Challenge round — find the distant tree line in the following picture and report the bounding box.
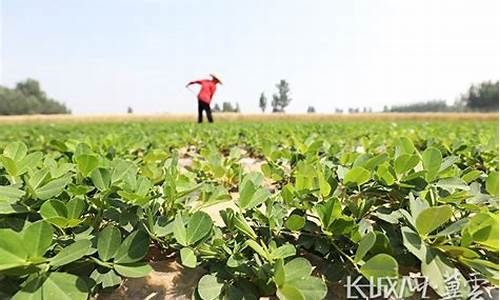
[383,100,453,113]
[213,102,240,113]
[344,107,373,113]
[458,81,498,112]
[384,81,498,113]
[0,79,70,115]
[257,80,497,114]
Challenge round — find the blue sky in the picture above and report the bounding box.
[1,0,498,114]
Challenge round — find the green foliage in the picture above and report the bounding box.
[259,92,267,113]
[359,254,399,279]
[354,231,376,263]
[180,247,197,268]
[173,211,213,246]
[422,147,442,182]
[285,214,305,231]
[97,226,122,261]
[198,274,224,300]
[344,166,370,186]
[271,79,291,113]
[214,102,240,113]
[415,206,453,236]
[0,230,28,271]
[0,120,497,299]
[0,79,70,115]
[460,81,499,112]
[385,81,499,112]
[306,106,316,113]
[274,258,327,300]
[486,171,499,197]
[386,100,454,113]
[238,173,270,209]
[23,220,54,258]
[13,272,91,300]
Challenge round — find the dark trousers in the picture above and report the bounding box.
[198,100,213,123]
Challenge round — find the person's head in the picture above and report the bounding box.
[210,74,223,85]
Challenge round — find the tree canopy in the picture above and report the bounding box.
[213,101,240,113]
[271,80,291,113]
[259,92,267,113]
[385,100,452,113]
[0,79,70,115]
[383,81,498,113]
[459,81,498,112]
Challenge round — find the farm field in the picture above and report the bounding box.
[0,120,498,300]
[0,112,498,124]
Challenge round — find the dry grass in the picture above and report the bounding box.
[0,113,497,125]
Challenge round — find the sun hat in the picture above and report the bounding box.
[210,74,223,84]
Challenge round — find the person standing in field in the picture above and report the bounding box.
[186,74,223,123]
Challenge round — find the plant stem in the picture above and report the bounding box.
[331,242,360,273]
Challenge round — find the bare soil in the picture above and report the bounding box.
[96,260,204,300]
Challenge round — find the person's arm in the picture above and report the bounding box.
[186,80,202,87]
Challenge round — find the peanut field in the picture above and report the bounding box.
[0,120,498,299]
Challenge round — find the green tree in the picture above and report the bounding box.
[388,100,451,113]
[259,92,267,113]
[271,80,291,113]
[15,78,46,99]
[460,81,499,112]
[221,102,240,112]
[213,103,221,112]
[0,79,70,115]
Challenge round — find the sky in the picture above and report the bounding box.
[0,0,498,114]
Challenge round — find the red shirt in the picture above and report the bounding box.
[189,79,217,104]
